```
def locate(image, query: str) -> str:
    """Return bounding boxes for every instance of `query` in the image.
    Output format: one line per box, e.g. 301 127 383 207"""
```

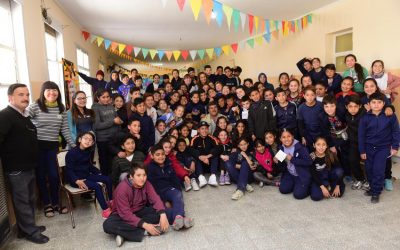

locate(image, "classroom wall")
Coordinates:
21 0 110 99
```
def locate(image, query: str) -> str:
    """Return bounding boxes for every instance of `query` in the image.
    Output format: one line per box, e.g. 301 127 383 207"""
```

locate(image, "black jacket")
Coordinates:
248 100 277 139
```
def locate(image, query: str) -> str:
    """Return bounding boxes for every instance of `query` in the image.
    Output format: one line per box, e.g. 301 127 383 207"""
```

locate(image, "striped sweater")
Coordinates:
28 102 75 147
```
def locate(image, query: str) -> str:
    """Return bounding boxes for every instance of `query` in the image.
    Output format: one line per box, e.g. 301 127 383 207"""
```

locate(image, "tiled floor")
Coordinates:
4 159 400 250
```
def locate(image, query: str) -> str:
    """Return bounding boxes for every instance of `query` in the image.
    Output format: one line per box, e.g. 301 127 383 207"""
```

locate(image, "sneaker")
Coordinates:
191 178 200 191
351 181 363 190
246 184 254 193
172 215 184 231
224 173 231 185
371 195 380 204
208 174 218 186
259 181 264 188
115 235 124 247
102 208 112 219
183 217 194 229
219 174 225 185
385 179 393 191
231 189 244 200
198 175 207 188
184 181 192 192
364 190 372 196
362 181 370 191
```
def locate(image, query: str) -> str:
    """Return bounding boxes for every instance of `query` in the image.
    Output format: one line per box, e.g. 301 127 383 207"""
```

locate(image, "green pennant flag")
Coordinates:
142 48 149 59
247 38 254 48
232 9 240 32
307 14 313 23
198 49 205 59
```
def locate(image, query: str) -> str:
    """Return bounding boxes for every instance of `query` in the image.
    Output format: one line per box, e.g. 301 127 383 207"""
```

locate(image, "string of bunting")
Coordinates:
171 0 312 35
81 12 312 62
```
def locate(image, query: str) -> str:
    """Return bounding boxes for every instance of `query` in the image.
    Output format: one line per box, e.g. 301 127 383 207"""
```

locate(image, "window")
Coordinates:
334 31 353 72
77 48 92 106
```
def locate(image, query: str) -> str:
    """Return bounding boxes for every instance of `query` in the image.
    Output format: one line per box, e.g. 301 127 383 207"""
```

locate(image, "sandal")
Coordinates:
44 205 55 218
53 205 68 214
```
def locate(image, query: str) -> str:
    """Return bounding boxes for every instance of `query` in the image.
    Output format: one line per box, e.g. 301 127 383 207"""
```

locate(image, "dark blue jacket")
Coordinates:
322 73 342 95
130 112 155 153
358 111 400 154
145 83 164 94
296 58 325 84
147 159 181 196
297 102 324 141
319 109 346 148
185 102 205 123
360 95 394 112
105 79 122 97
275 102 297 130
276 142 312 183
66 147 100 184
78 72 107 95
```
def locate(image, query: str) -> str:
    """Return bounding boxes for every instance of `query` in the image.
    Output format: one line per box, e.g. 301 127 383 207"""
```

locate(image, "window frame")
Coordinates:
333 30 353 73
76 46 92 106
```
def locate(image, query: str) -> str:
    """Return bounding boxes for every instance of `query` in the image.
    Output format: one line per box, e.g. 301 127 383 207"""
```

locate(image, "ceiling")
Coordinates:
56 0 337 52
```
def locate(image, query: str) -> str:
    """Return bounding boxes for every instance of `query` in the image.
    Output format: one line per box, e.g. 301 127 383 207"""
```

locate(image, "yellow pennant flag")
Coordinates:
221 45 230 55
96 37 104 47
118 44 126 53
269 20 275 32
222 4 233 30
206 48 214 59
255 35 263 45
190 0 202 20
173 50 181 61
149 49 157 60
283 21 289 36
254 16 259 33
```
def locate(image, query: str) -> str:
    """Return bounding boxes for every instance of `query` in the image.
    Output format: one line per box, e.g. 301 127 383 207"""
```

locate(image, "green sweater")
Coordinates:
342 67 369 93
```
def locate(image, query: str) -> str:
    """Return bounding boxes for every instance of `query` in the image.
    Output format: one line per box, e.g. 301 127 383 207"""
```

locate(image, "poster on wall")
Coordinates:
62 58 79 110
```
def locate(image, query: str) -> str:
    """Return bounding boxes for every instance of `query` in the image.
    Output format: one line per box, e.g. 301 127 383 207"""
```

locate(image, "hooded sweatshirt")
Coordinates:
92 103 120 142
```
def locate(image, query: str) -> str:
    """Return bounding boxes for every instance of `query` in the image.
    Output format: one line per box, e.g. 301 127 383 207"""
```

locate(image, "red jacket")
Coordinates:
144 151 189 180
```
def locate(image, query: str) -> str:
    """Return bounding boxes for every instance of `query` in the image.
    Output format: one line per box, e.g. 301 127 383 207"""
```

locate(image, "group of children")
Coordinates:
62 54 400 247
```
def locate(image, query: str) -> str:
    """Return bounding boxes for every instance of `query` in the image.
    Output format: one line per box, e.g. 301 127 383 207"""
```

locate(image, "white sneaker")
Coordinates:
116 235 124 247
184 181 192 192
198 175 207 188
246 184 254 193
191 178 200 191
231 189 244 200
208 174 218 186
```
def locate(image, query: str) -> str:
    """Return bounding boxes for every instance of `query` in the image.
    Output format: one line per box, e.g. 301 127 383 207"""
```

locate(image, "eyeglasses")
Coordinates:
81 136 94 142
76 97 87 101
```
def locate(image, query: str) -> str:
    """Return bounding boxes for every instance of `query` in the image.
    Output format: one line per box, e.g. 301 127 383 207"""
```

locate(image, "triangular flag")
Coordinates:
255 35 263 45
297 19 302 31
247 38 254 48
260 18 265 34
161 0 168 7
221 45 230 55
134 47 141 57
202 0 213 24
214 47 222 57
181 50 189 60
265 19 270 33
96 37 104 47
222 4 233 30
111 42 118 51
118 44 126 54
165 51 173 61
263 33 271 43
290 20 295 33
90 35 97 43
307 14 312 23
126 45 133 55
213 1 223 27
104 39 111 50
269 19 275 31
177 0 185 11
173 50 181 61
197 49 205 59
231 43 238 53
142 48 149 59
158 50 165 60
232 9 240 32
254 16 259 33
248 14 254 35
238 40 246 49
274 20 280 31
149 49 157 60
302 16 307 28
272 30 279 40
206 48 214 59
82 31 90 41
190 0 202 20
189 50 197 60
239 12 246 31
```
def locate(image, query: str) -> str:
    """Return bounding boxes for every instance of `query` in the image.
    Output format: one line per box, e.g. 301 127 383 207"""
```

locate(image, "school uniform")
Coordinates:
145 83 164 93
176 149 196 179
211 141 233 172
274 102 297 134
171 77 182 90
297 101 324 150
105 79 122 98
129 112 155 153
111 152 146 185
248 100 277 139
342 67 369 94
185 102 205 123
78 72 107 95
358 111 400 196
225 151 255 192
322 73 342 95
277 141 312 199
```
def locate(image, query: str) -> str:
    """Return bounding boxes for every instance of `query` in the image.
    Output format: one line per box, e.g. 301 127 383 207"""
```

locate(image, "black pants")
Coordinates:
7 169 41 237
97 141 111 175
348 143 365 182
385 158 392 179
103 207 160 242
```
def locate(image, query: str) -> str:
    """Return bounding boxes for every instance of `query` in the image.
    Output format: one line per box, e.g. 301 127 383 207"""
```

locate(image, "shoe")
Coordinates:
25 233 49 244
17 226 46 238
224 173 231 185
385 179 393 191
362 181 370 191
371 195 380 204
115 235 124 247
183 217 194 229
208 174 218 186
219 174 225 185
343 176 353 183
172 215 184 231
184 181 192 192
231 190 244 200
102 208 112 219
198 175 207 188
259 181 264 188
351 181 363 190
191 178 200 191
364 190 372 196
246 184 254 193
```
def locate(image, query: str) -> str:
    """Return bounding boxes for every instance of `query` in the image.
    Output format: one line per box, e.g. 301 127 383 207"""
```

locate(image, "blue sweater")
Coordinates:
130 112 155 153
358 111 400 154
297 102 324 140
66 146 100 184
275 102 297 130
276 143 312 183
147 159 181 197
78 72 107 95
322 73 342 95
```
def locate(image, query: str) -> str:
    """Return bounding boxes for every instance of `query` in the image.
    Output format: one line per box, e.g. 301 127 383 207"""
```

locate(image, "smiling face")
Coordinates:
314 138 327 155
74 92 87 108
9 86 30 111
98 92 110 105
130 168 147 188
275 92 287 104
345 56 356 68
323 102 336 117
122 138 136 154
114 96 124 109
162 142 172 156
44 88 58 102
341 79 353 93
280 131 294 147
151 149 166 165
79 133 94 150
128 121 141 135
255 143 265 154
153 75 160 84
303 90 316 104
264 132 276 146
237 139 249 152
364 79 378 96
177 141 186 152
217 130 228 143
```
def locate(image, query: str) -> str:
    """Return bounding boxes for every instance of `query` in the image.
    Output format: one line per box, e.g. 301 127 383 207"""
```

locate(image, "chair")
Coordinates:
57 150 107 228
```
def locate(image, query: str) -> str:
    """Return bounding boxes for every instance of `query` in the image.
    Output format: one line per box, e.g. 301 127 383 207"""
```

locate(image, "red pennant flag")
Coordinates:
181 50 189 60
177 0 185 11
231 43 238 54
126 45 133 55
82 31 90 41
281 21 285 34
248 14 254 35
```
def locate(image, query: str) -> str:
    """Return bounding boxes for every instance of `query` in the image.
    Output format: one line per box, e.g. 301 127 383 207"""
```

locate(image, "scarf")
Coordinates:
371 71 385 79
45 101 58 108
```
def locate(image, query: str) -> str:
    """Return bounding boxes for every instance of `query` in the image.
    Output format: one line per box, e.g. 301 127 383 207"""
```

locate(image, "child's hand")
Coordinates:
331 185 341 198
220 155 229 161
286 154 293 161
364 104 371 112
301 137 307 146
251 135 256 141
360 153 367 160
240 151 248 158
143 223 161 236
249 163 257 171
320 185 330 198
114 117 123 125
267 173 273 179
235 164 241 169
76 179 88 190
159 214 169 232
384 107 394 116
391 149 398 157
273 157 279 163
118 151 127 158
330 147 337 154
309 152 316 160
